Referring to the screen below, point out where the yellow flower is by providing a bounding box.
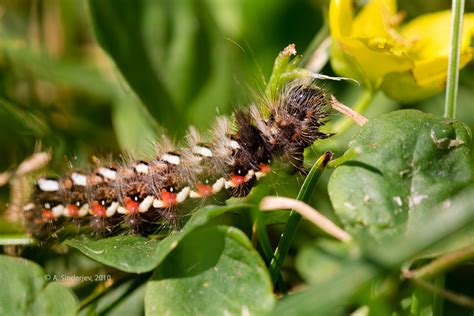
[329,0,474,103]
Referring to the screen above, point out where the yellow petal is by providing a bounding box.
[338,37,413,85]
[381,50,473,103]
[381,71,444,103]
[351,0,398,38]
[330,40,371,86]
[413,51,473,88]
[329,0,354,38]
[401,11,474,60]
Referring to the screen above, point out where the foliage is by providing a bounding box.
[1,0,474,315]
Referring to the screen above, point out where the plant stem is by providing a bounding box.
[300,22,330,72]
[332,89,374,135]
[260,197,352,242]
[406,245,474,279]
[409,277,474,309]
[444,0,465,119]
[0,234,34,245]
[267,151,333,285]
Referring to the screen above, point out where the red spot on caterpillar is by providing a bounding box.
[67,205,79,217]
[91,201,106,217]
[259,163,272,174]
[231,174,245,186]
[196,183,212,197]
[161,191,177,208]
[124,197,140,214]
[41,209,54,221]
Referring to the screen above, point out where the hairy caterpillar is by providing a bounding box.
[23,79,332,241]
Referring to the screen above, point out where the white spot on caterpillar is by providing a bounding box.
[229,140,240,149]
[106,202,119,217]
[212,178,225,193]
[38,178,59,192]
[255,171,266,180]
[139,196,154,212]
[71,172,87,186]
[190,190,200,198]
[44,203,51,209]
[224,180,232,189]
[192,146,213,157]
[134,163,149,174]
[244,170,255,181]
[393,196,403,207]
[161,154,181,165]
[78,203,89,217]
[23,203,35,212]
[117,206,127,214]
[98,167,116,180]
[153,199,165,209]
[176,187,190,203]
[52,204,64,217]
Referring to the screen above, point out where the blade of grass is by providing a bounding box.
[444,0,466,119]
[268,151,333,285]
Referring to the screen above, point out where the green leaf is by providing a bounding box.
[65,235,161,274]
[0,255,78,316]
[328,110,472,242]
[273,184,474,315]
[65,204,250,273]
[145,225,275,315]
[295,239,353,285]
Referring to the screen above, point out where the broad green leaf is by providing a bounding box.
[65,235,161,274]
[0,255,78,316]
[328,110,471,242]
[273,185,474,315]
[65,204,249,273]
[295,239,353,285]
[145,225,275,315]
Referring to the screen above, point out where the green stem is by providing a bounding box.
[300,22,330,72]
[444,0,465,119]
[268,151,333,285]
[332,89,374,135]
[0,234,34,245]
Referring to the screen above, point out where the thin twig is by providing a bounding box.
[331,96,368,127]
[402,270,474,309]
[260,196,352,242]
[405,245,474,279]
